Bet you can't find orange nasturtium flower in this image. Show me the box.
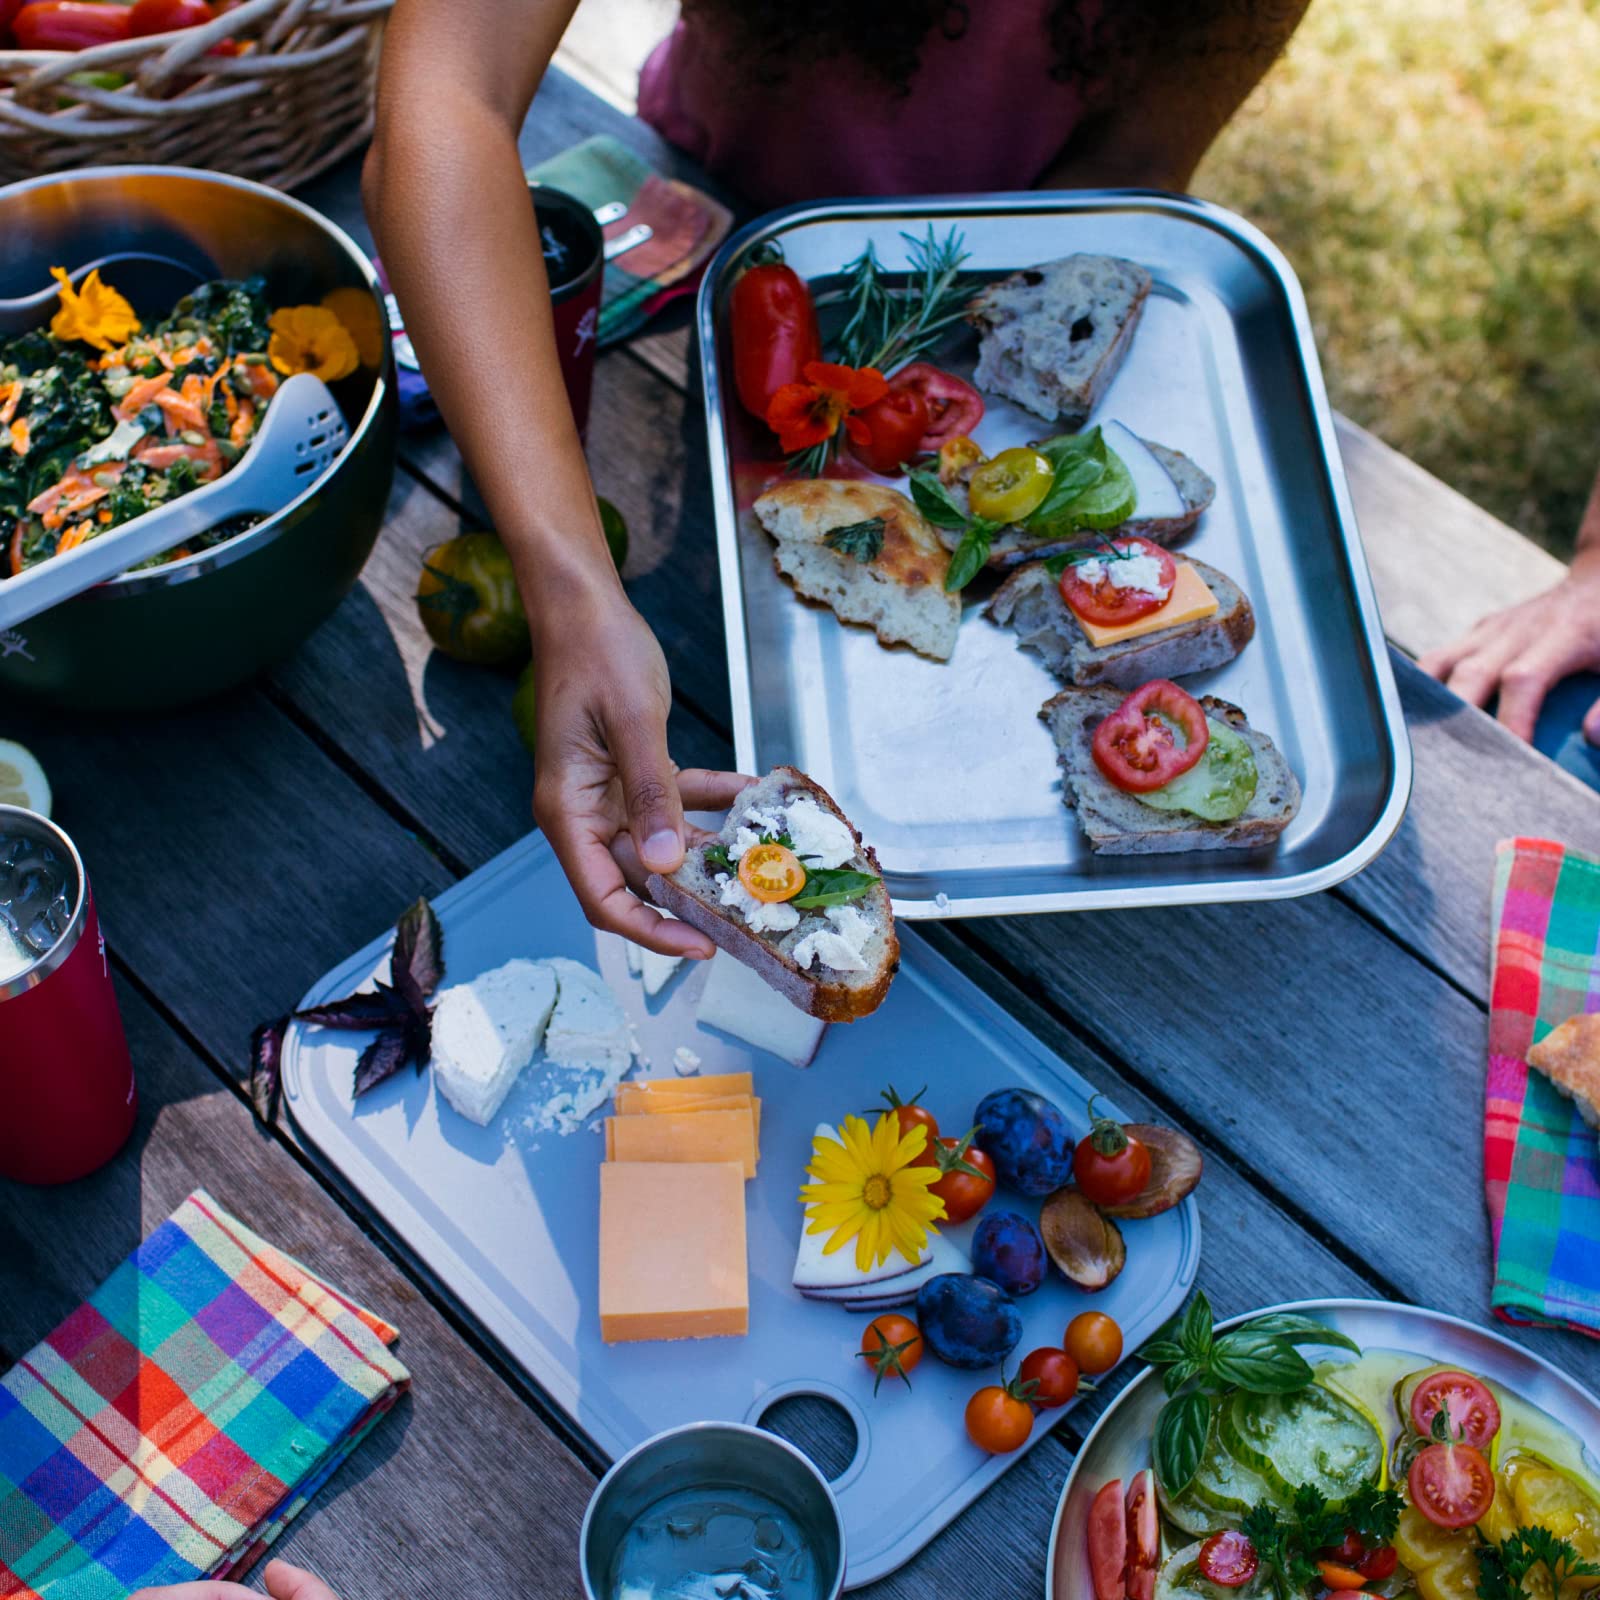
[49,267,141,353]
[765,360,889,455]
[267,305,360,383]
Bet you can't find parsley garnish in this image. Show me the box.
[822,518,885,563]
[1477,1526,1600,1600]
[1241,1483,1402,1599]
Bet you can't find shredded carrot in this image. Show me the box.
[154,388,208,435]
[56,525,89,555]
[8,417,28,456]
[116,371,172,420]
[242,363,279,401]
[97,508,113,524]
[229,399,255,450]
[62,487,108,516]
[0,384,17,428]
[8,521,23,578]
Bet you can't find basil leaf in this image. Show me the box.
[1153,1389,1211,1497]
[791,868,878,909]
[823,517,885,563]
[1163,1356,1204,1396]
[1137,1339,1186,1368]
[943,517,997,592]
[704,843,733,874]
[1240,1313,1361,1354]
[1210,1329,1314,1393]
[907,466,970,530]
[1180,1291,1215,1361]
[1023,428,1109,535]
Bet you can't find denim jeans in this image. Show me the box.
[1527,671,1600,791]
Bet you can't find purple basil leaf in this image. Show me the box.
[353,1027,412,1097]
[250,1015,288,1126]
[391,896,444,1000]
[403,1011,432,1075]
[391,962,429,1027]
[294,986,408,1029]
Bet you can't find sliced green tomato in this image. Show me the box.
[1220,1385,1383,1502]
[1063,446,1138,530]
[1139,718,1258,823]
[1188,1416,1281,1520]
[1155,1540,1273,1600]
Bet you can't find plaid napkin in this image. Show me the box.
[530,134,732,346]
[1486,837,1600,1336]
[0,1190,410,1598]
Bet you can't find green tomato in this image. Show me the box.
[415,532,530,667]
[598,495,629,570]
[511,662,537,755]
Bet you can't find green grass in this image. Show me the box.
[1195,0,1600,556]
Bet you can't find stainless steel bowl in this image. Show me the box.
[0,166,397,711]
[580,1421,847,1600]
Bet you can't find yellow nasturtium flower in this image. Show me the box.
[267,305,359,383]
[319,286,384,369]
[49,267,140,352]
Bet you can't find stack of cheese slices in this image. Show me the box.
[597,1072,761,1344]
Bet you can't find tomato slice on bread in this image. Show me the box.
[1060,537,1177,627]
[1092,680,1210,793]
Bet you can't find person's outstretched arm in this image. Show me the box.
[1419,466,1600,742]
[1040,0,1312,192]
[364,0,746,957]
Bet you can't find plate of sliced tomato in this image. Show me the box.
[1047,1299,1600,1600]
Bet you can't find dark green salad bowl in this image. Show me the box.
[0,166,397,712]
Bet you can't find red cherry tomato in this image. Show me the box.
[888,361,985,449]
[730,248,821,420]
[879,1085,939,1150]
[1197,1530,1260,1588]
[13,0,131,48]
[849,383,930,477]
[964,1382,1034,1453]
[1065,1312,1124,1375]
[128,0,215,32]
[1059,536,1178,627]
[1073,1099,1153,1207]
[1408,1442,1496,1529]
[916,1131,996,1224]
[1086,1480,1128,1600]
[1018,1346,1080,1408]
[1409,1369,1502,1451]
[1091,678,1210,794]
[1324,1531,1366,1566]
[1124,1470,1159,1600]
[1358,1546,1398,1581]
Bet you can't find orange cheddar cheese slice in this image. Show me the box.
[599,1161,748,1343]
[615,1088,748,1116]
[1074,562,1219,650]
[605,1106,759,1179]
[619,1071,754,1098]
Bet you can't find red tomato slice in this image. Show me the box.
[1408,1442,1496,1529]
[1087,1480,1127,1600]
[1409,1370,1502,1450]
[1197,1530,1260,1588]
[1059,537,1178,627]
[849,384,930,476]
[1125,1470,1159,1600]
[1091,679,1210,793]
[889,362,984,449]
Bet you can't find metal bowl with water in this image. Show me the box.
[0,166,397,711]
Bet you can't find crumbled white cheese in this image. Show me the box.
[781,797,856,869]
[730,825,763,862]
[525,957,635,1135]
[793,904,873,974]
[673,1045,702,1076]
[740,805,784,835]
[1076,551,1170,599]
[934,892,951,911]
[717,872,800,934]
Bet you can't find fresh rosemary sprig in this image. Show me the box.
[837,226,975,375]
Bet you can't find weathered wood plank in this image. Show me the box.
[0,982,597,1598]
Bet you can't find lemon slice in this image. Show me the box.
[0,740,51,817]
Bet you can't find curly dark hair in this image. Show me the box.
[678,0,1299,97]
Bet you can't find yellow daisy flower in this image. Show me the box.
[267,305,359,383]
[49,267,140,353]
[799,1112,947,1272]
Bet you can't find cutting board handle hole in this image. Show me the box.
[755,1393,859,1483]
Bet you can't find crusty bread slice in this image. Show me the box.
[965,254,1151,425]
[646,767,899,1022]
[1041,687,1301,854]
[987,557,1255,687]
[1526,1014,1600,1131]
[754,481,959,660]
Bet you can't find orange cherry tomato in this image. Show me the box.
[880,1085,938,1147]
[737,841,804,903]
[1316,1561,1369,1591]
[858,1313,922,1395]
[1065,1312,1124,1375]
[965,1381,1035,1453]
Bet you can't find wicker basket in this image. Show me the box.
[0,0,393,191]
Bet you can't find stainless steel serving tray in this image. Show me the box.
[1044,1298,1600,1600]
[697,193,1412,918]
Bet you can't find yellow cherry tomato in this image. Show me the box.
[967,446,1054,523]
[937,433,985,485]
[738,842,804,903]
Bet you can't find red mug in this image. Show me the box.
[530,183,605,443]
[0,806,136,1184]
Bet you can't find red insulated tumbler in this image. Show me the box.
[0,806,136,1184]
[530,183,605,443]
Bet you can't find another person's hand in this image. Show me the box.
[1418,554,1600,743]
[532,589,751,957]
[130,1557,340,1600]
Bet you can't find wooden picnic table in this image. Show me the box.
[5,66,1600,1600]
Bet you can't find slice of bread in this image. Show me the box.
[987,557,1255,687]
[754,481,959,660]
[965,254,1152,425]
[1526,1014,1600,1131]
[1041,687,1301,854]
[646,767,899,1022]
